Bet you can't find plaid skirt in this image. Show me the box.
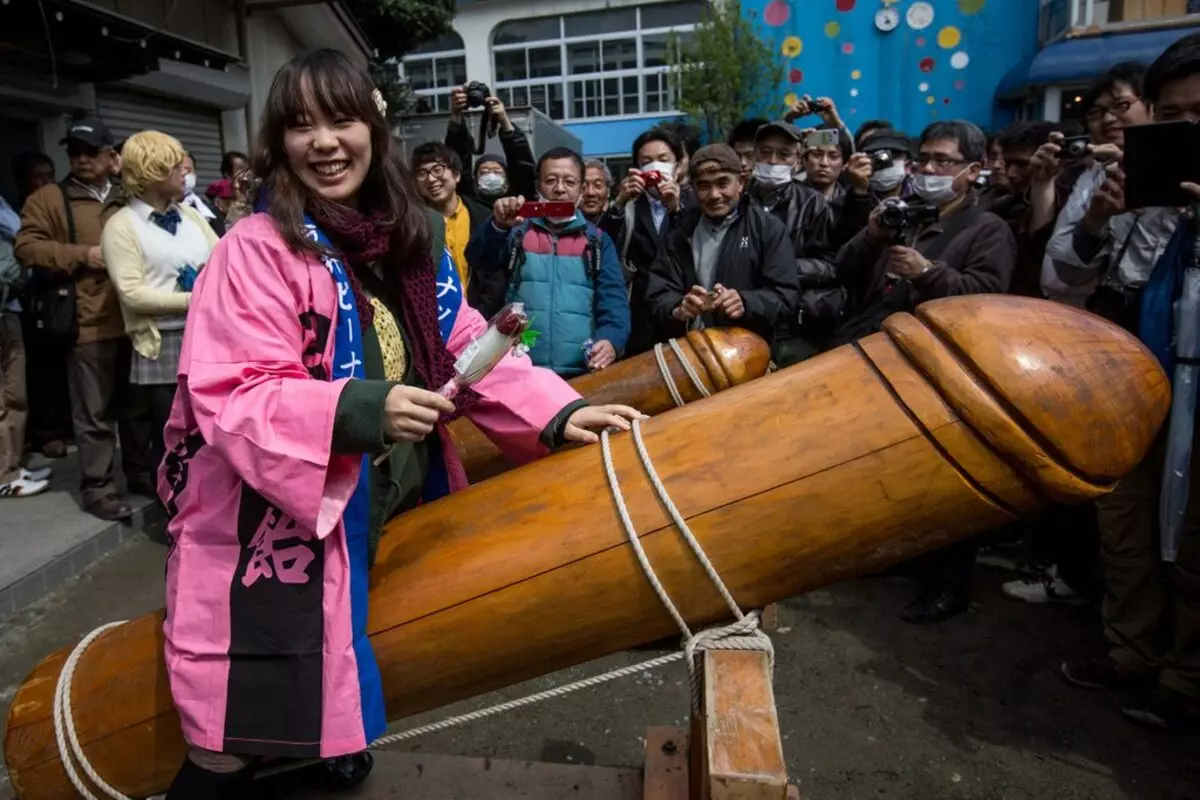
[131,328,184,386]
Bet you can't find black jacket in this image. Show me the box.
[601,189,697,357]
[459,193,508,319]
[445,120,537,204]
[645,199,800,348]
[747,180,840,340]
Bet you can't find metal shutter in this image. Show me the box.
[96,90,225,188]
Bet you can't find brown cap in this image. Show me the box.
[689,144,742,181]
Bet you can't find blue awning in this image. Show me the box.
[996,23,1200,98]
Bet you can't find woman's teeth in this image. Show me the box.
[314,161,349,177]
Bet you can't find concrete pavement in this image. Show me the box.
[0,450,158,619]
[1,535,1196,800]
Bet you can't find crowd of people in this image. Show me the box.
[0,33,1197,793]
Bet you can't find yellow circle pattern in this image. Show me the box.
[784,92,800,107]
[926,95,936,104]
[781,36,803,57]
[851,69,862,79]
[937,26,962,49]
[824,20,841,38]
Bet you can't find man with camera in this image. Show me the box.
[644,144,799,355]
[603,128,694,357]
[800,123,873,243]
[832,120,1016,624]
[746,120,837,365]
[466,147,630,378]
[1051,36,1200,731]
[446,83,537,206]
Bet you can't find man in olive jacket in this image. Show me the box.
[645,144,799,354]
[14,118,151,521]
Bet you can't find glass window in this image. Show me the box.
[602,38,638,71]
[435,57,466,89]
[563,7,637,38]
[494,16,560,45]
[529,45,562,78]
[567,41,600,75]
[623,76,640,114]
[495,50,527,82]
[642,32,692,67]
[644,72,676,113]
[406,59,434,91]
[639,0,706,30]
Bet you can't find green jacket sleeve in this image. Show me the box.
[333,379,395,454]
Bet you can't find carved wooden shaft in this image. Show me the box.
[5,297,1170,799]
[447,328,772,483]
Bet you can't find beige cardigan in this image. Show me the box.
[100,202,217,360]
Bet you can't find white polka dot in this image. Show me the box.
[918,82,929,92]
[850,88,859,97]
[951,51,970,69]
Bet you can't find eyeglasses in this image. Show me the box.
[1085,97,1140,121]
[541,176,580,190]
[913,154,969,168]
[414,163,449,181]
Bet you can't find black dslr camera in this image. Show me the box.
[465,81,492,109]
[1061,135,1091,159]
[878,197,939,239]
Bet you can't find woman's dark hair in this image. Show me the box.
[252,48,430,262]
[220,150,249,177]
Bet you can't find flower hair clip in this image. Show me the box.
[372,88,387,118]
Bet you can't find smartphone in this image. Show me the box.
[641,170,663,188]
[1123,121,1200,209]
[519,201,576,218]
[804,129,840,150]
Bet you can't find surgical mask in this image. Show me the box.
[183,172,196,193]
[753,162,793,187]
[911,170,964,205]
[869,163,906,192]
[642,160,675,179]
[477,173,505,196]
[538,193,577,225]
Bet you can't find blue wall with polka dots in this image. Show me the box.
[745,0,1039,136]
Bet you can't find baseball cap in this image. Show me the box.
[754,120,805,144]
[860,129,913,156]
[688,144,742,181]
[60,117,115,150]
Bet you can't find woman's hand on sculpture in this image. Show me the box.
[563,404,647,444]
[384,385,456,442]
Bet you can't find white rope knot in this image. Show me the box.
[654,338,711,408]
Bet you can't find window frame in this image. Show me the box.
[400,41,468,114]
[491,5,697,124]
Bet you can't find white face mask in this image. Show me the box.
[753,162,793,187]
[642,160,675,179]
[869,163,906,192]
[912,169,966,205]
[183,172,196,193]
[477,173,505,196]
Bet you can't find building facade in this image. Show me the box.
[403,0,1046,166]
[0,0,370,202]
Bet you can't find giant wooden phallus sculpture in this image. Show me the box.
[449,327,772,482]
[5,296,1170,799]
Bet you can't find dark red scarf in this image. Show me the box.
[309,200,479,418]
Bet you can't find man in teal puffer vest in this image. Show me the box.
[466,147,631,377]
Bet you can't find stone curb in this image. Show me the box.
[0,503,162,620]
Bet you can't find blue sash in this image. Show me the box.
[302,218,386,745]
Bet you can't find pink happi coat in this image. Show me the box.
[158,213,580,759]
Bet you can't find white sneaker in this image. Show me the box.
[0,476,50,498]
[22,465,52,482]
[1001,566,1086,605]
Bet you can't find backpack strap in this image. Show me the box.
[58,181,77,245]
[582,223,605,283]
[506,221,529,289]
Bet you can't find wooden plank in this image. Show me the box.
[695,650,788,800]
[643,726,689,800]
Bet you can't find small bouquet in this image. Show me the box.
[437,302,538,400]
[374,303,538,465]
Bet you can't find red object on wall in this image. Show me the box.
[920,57,935,73]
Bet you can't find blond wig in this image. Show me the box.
[120,130,186,198]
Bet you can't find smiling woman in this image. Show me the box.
[150,48,642,798]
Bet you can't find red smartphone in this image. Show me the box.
[641,171,663,188]
[519,201,576,218]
